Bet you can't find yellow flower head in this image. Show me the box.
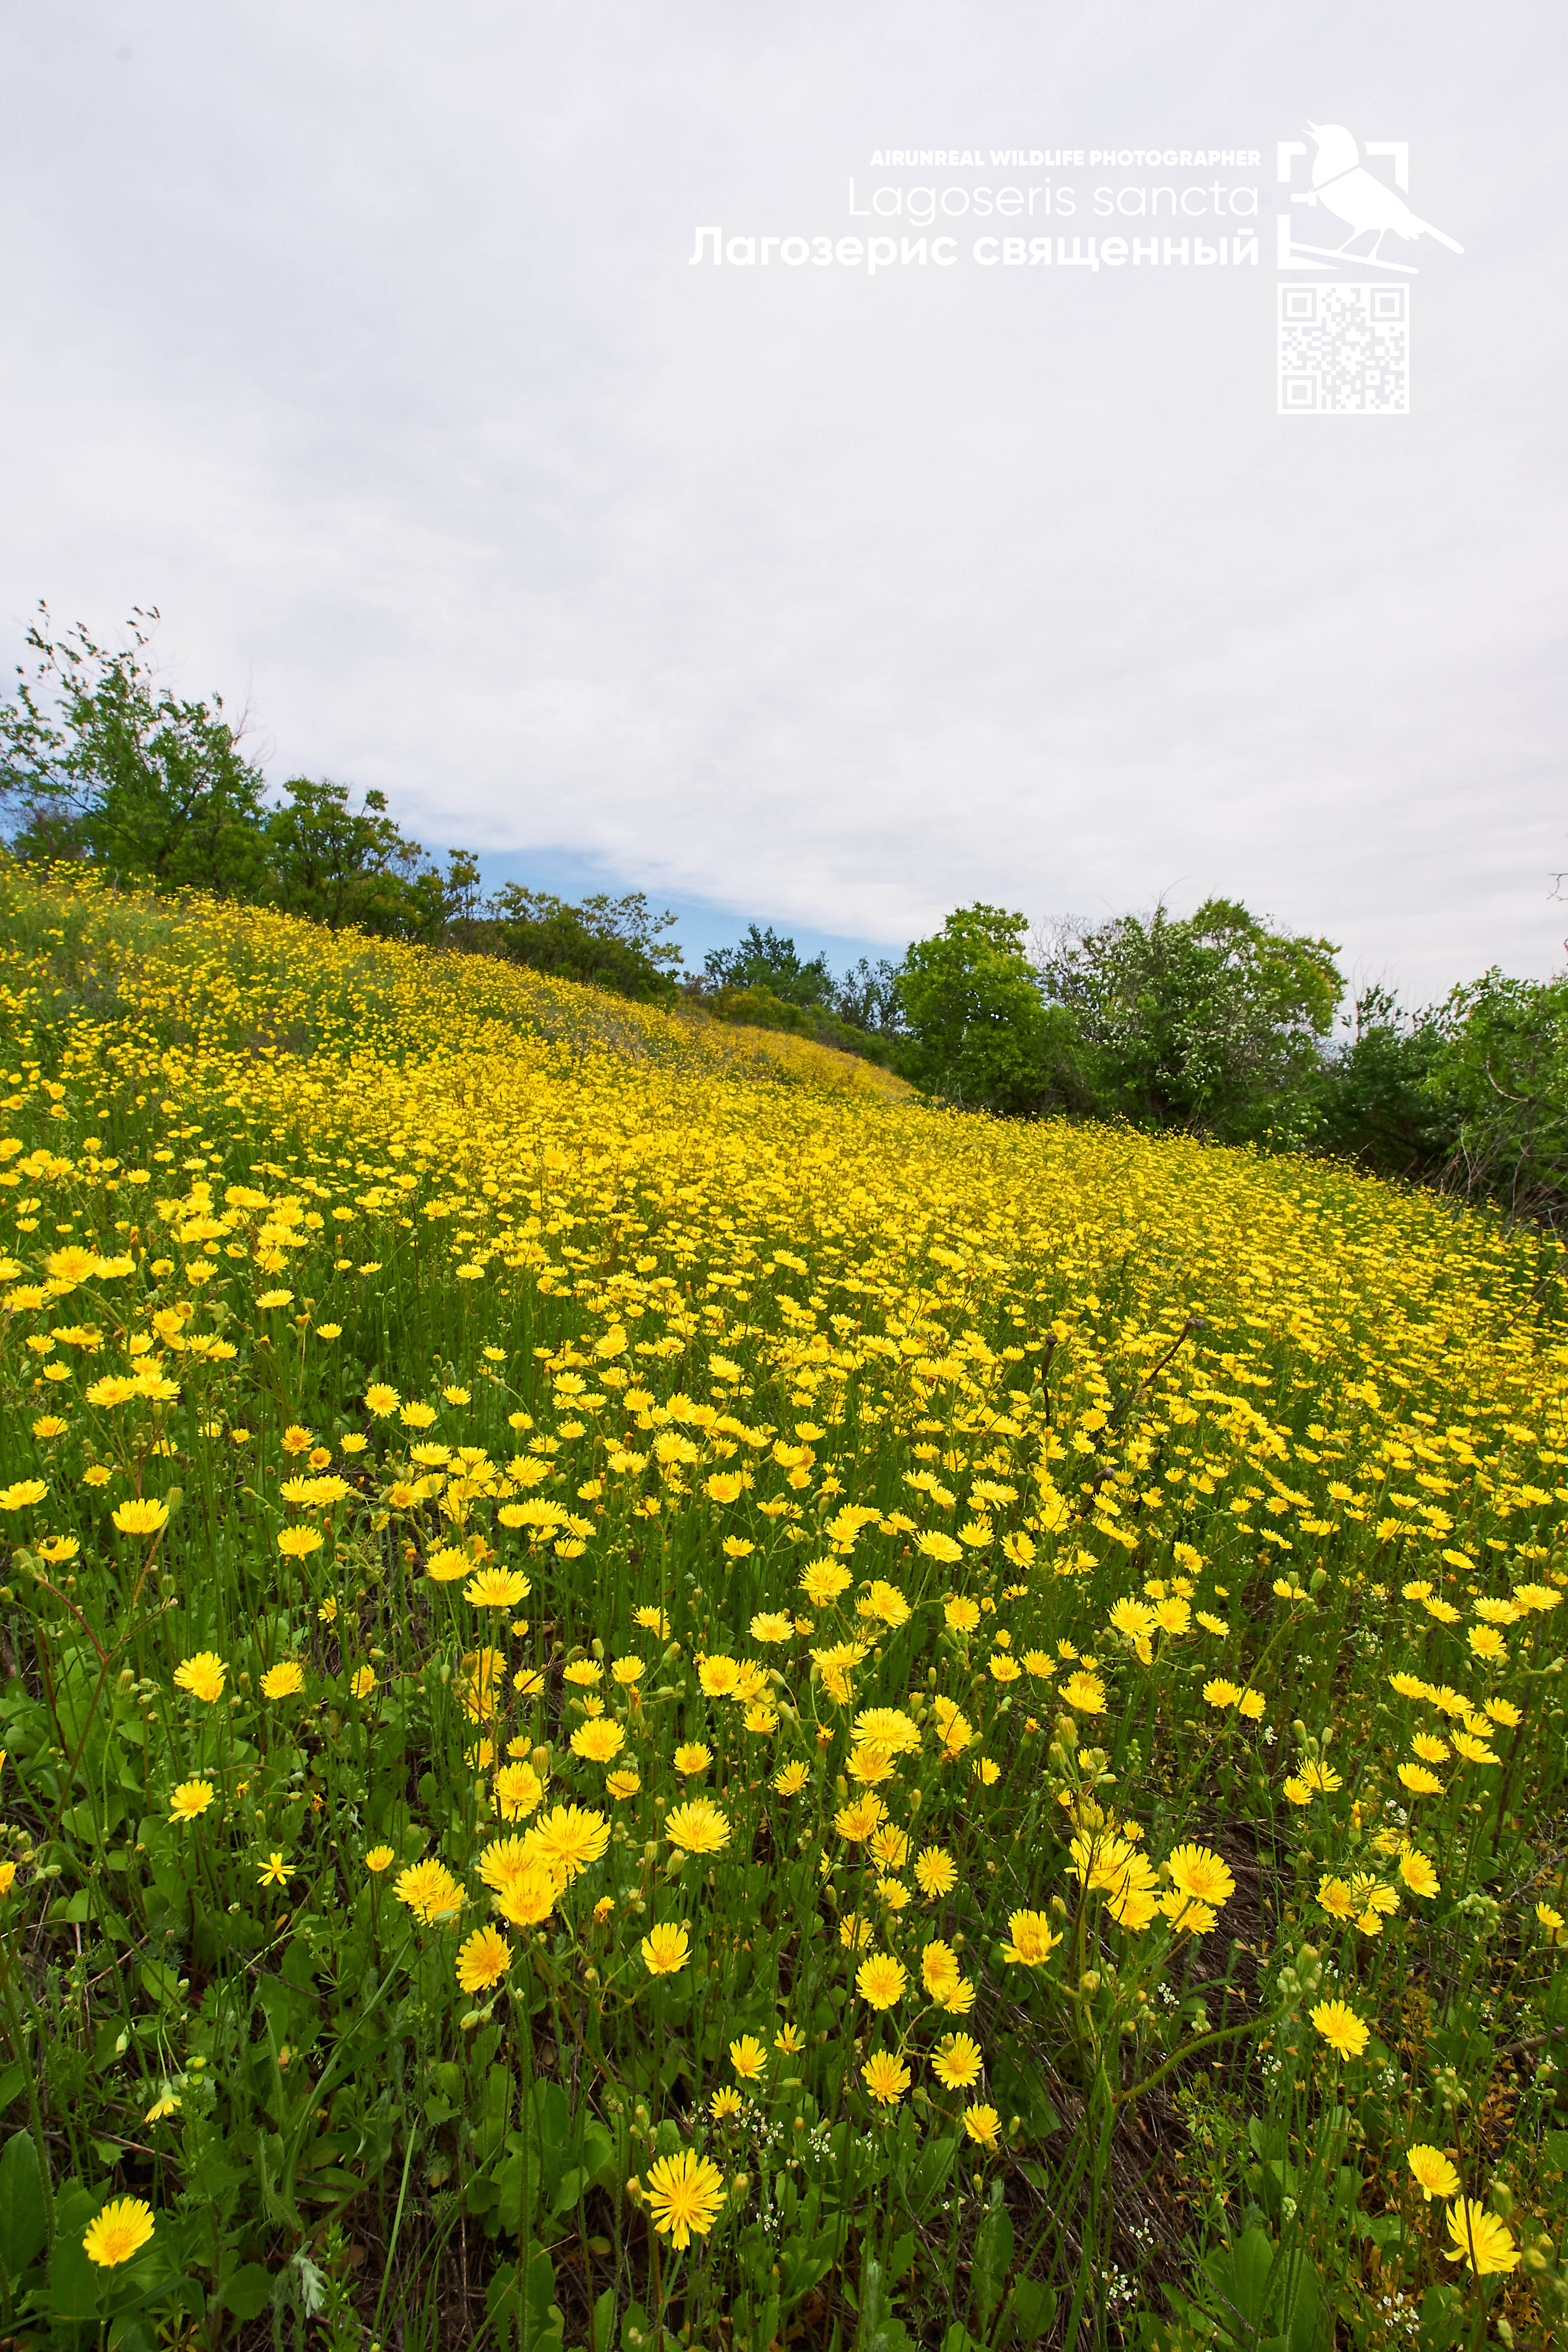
[856,1951,908,2009]
[641,2147,726,2249]
[1443,2198,1519,2276]
[931,2033,984,2089]
[174,1651,227,1703]
[861,2050,911,2105]
[113,1497,170,1537]
[394,1858,464,1924]
[83,2196,155,2267]
[728,2034,767,2080]
[456,1924,513,1992]
[666,1799,731,1857]
[465,1566,530,1608]
[641,1922,690,1975]
[168,1778,214,1823]
[1406,2144,1461,2202]
[1310,1999,1369,2060]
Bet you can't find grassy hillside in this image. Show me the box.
[0,862,1564,2351]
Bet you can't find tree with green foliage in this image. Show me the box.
[897,902,1078,1114]
[1038,898,1343,1138]
[1424,969,1568,1222]
[703,922,834,1007]
[262,777,452,941]
[1308,984,1449,1181]
[486,884,682,1002]
[0,604,271,895]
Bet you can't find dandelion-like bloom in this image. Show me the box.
[931,2033,984,2090]
[83,2196,154,2267]
[641,1922,690,1975]
[641,2147,726,2249]
[1397,1846,1440,1898]
[673,1741,712,1776]
[276,1526,323,1558]
[1443,2198,1519,2276]
[394,1858,464,1924]
[1203,1678,1242,1710]
[571,1720,626,1765]
[834,1795,886,1841]
[425,1546,471,1583]
[461,1647,506,1722]
[1407,2145,1461,2202]
[174,1651,227,1703]
[529,1804,609,1882]
[943,1596,982,1633]
[1397,1762,1444,1797]
[465,1566,529,1608]
[869,1824,911,1872]
[711,2086,745,2120]
[256,1851,292,1888]
[168,1779,214,1823]
[606,1768,642,1800]
[1467,1624,1507,1663]
[113,1497,169,1537]
[1110,1599,1160,1642]
[862,2051,911,2105]
[775,2022,805,2053]
[495,1862,558,1929]
[666,1798,731,1858]
[1002,1910,1060,1966]
[364,1383,400,1417]
[365,1844,394,1873]
[0,1481,49,1512]
[856,1952,907,2009]
[799,1559,853,1606]
[773,1761,810,1797]
[1060,1670,1107,1715]
[920,1938,963,1998]
[1167,1844,1236,1911]
[915,1846,958,1899]
[456,1924,513,1992]
[1282,1759,1344,1804]
[1310,1999,1369,2059]
[350,1664,376,1700]
[729,2035,767,2080]
[918,1533,965,1565]
[750,1611,793,1643]
[261,1662,305,1700]
[964,2104,1001,2148]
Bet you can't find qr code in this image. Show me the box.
[1277,283,1409,414]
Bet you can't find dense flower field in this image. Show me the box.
[0,864,1564,2352]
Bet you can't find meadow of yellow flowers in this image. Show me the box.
[0,862,1564,2352]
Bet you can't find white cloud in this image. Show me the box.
[3,0,1562,1004]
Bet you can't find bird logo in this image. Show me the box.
[1293,123,1463,263]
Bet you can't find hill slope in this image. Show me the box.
[0,862,1564,2348]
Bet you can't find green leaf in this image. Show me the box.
[220,2262,275,2321]
[0,2132,47,2280]
[46,2187,102,2323]
[971,2201,1014,2320]
[1002,2277,1055,2347]
[591,2285,618,2352]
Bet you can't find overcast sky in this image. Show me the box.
[4,1,1563,1002]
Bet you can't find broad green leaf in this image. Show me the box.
[0,2132,46,2281]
